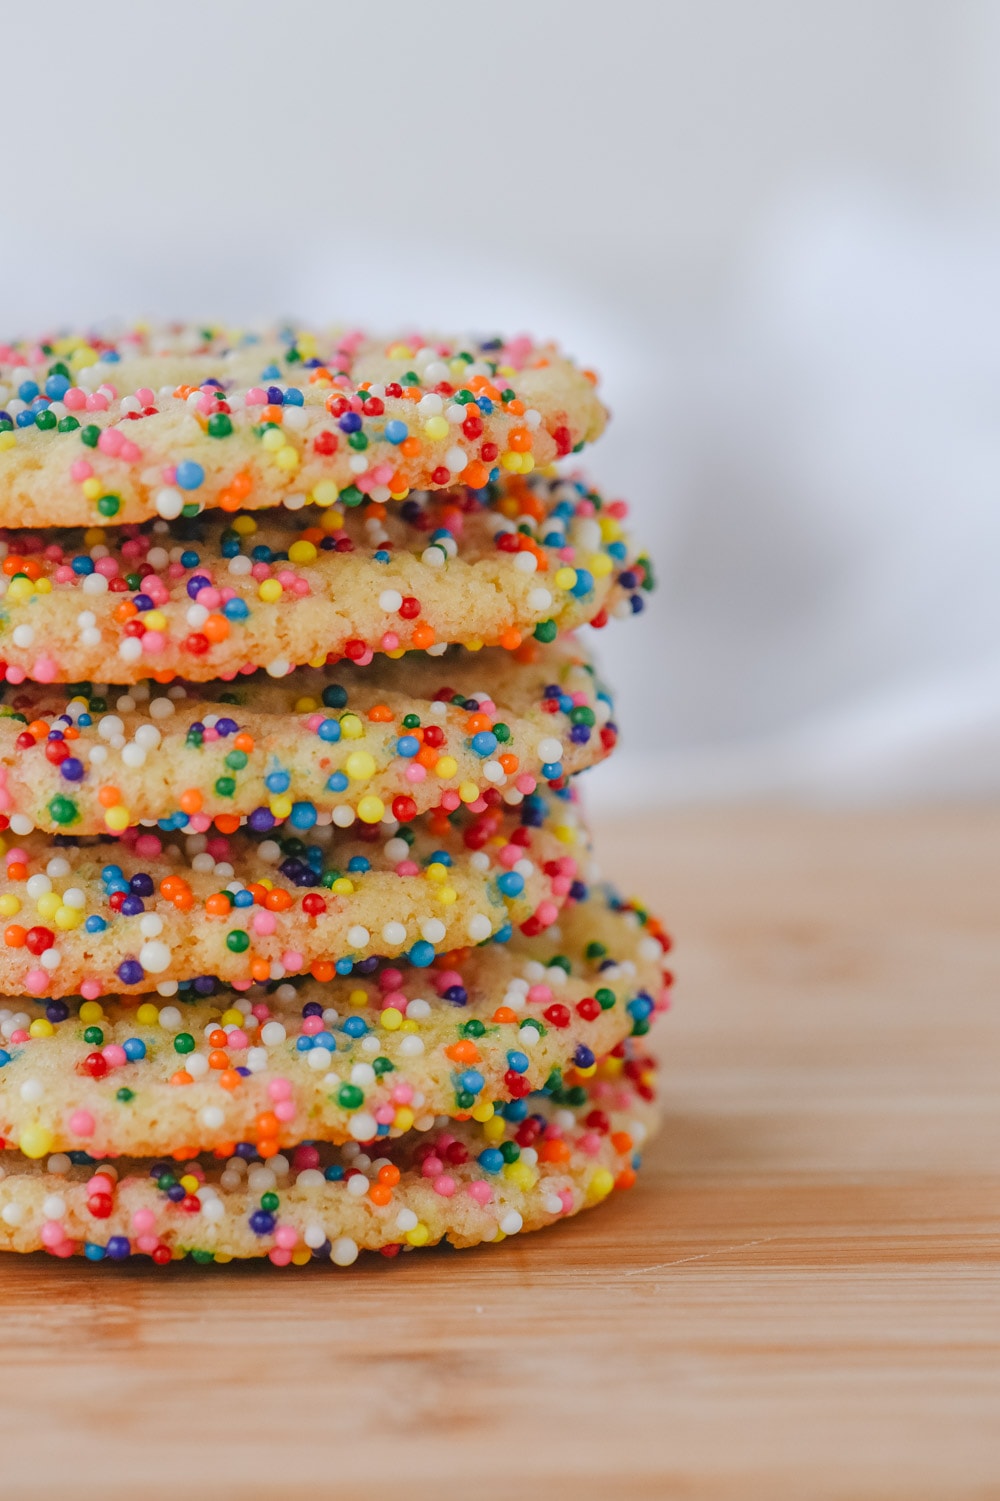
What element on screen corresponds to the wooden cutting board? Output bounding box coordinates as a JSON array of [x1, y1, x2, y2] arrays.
[[3, 807, 998, 1500]]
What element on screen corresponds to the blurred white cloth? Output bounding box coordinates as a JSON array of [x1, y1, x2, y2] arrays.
[[592, 195, 1000, 806]]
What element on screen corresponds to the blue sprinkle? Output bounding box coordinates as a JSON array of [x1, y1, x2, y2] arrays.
[[317, 718, 341, 742], [289, 802, 317, 830], [395, 735, 419, 758], [477, 1148, 504, 1173], [407, 940, 435, 968], [496, 871, 524, 898], [223, 597, 250, 621], [470, 731, 498, 757], [342, 1015, 368, 1038], [84, 1243, 107, 1261], [506, 1050, 530, 1073], [17, 381, 39, 402], [384, 420, 408, 444], [459, 1069, 485, 1094], [175, 460, 205, 491], [85, 916, 107, 934], [265, 771, 290, 793], [123, 1037, 146, 1061], [326, 771, 349, 793]]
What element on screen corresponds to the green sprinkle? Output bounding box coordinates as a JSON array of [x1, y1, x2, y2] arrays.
[[173, 1033, 195, 1054], [226, 929, 250, 953]]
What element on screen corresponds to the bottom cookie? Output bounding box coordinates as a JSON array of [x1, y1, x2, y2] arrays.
[[0, 1049, 658, 1264]]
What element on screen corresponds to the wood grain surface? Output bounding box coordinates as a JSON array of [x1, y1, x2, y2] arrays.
[[2, 807, 998, 1500]]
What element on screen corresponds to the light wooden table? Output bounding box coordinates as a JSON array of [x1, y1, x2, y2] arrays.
[[3, 808, 998, 1500]]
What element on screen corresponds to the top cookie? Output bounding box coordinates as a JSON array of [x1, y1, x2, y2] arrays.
[[0, 326, 608, 528]]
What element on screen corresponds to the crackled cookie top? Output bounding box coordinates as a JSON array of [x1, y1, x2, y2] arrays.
[[0, 637, 615, 836], [0, 326, 607, 527], [0, 474, 650, 684], [0, 886, 670, 1159], [0, 1049, 659, 1264], [0, 788, 588, 998]]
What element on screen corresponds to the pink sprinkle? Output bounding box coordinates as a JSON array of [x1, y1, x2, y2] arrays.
[[267, 1077, 293, 1102], [196, 587, 221, 609], [274, 1100, 296, 1122], [161, 465, 177, 484], [432, 1175, 456, 1197], [227, 1028, 248, 1049], [268, 1248, 292, 1266], [8, 1029, 28, 1045], [274, 1224, 298, 1250], [527, 984, 552, 1005], [136, 1235, 159, 1254], [69, 459, 93, 482], [252, 910, 276, 936], [371, 463, 394, 485], [403, 764, 426, 784], [97, 428, 124, 456], [390, 1082, 414, 1105], [281, 949, 303, 971], [467, 1180, 492, 1205], [119, 439, 142, 463], [95, 556, 119, 578], [86, 392, 109, 412], [293, 1144, 320, 1171], [69, 1110, 95, 1137], [304, 713, 325, 732], [87, 1174, 114, 1195], [64, 388, 87, 412], [536, 901, 559, 926], [381, 632, 400, 651], [395, 860, 419, 877], [300, 1015, 324, 1036], [379, 968, 403, 990], [187, 814, 211, 833], [80, 980, 102, 1000], [421, 1156, 443, 1178], [25, 970, 47, 994], [31, 656, 57, 683], [133, 1208, 156, 1234], [135, 388, 155, 406], [374, 1105, 395, 1126], [101, 1044, 127, 1068], [40, 1221, 65, 1249], [245, 388, 267, 406], [4, 667, 25, 685], [141, 630, 166, 655], [133, 834, 162, 859], [5, 848, 26, 866], [578, 1132, 602, 1157], [439, 790, 460, 812]]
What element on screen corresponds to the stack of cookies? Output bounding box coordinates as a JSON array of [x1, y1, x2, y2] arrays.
[[0, 327, 669, 1267]]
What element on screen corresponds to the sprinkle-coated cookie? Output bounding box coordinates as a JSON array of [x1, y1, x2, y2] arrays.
[[0, 886, 670, 1159], [0, 327, 607, 528], [0, 790, 586, 998], [0, 637, 614, 836], [0, 474, 649, 684], [0, 1051, 659, 1263]]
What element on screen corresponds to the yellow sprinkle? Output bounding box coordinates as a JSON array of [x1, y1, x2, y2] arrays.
[[380, 1007, 403, 1031], [387, 343, 414, 359], [291, 1248, 312, 1266], [0, 432, 15, 453], [6, 577, 33, 601], [424, 862, 447, 884], [405, 1223, 430, 1247], [554, 567, 578, 591], [586, 1168, 615, 1203], [258, 578, 283, 602], [0, 894, 21, 917], [339, 713, 363, 739], [434, 756, 458, 779], [233, 515, 257, 535], [105, 806, 130, 833], [79, 1001, 105, 1023], [260, 427, 285, 451], [348, 989, 367, 1009], [136, 1003, 159, 1026], [293, 696, 319, 714], [33, 577, 51, 595], [471, 1101, 494, 1122], [288, 540, 317, 565], [503, 1160, 538, 1191], [269, 795, 293, 820], [274, 445, 300, 471], [19, 1125, 53, 1159], [500, 450, 523, 472], [53, 905, 83, 931], [482, 1115, 506, 1144], [312, 480, 339, 508], [28, 1018, 54, 1039], [144, 610, 167, 631], [81, 477, 101, 500], [35, 892, 61, 921], [357, 795, 385, 824], [589, 553, 613, 578], [423, 415, 449, 442], [319, 504, 344, 529], [220, 1009, 244, 1026], [345, 750, 376, 781], [331, 878, 355, 896], [553, 823, 577, 845], [458, 781, 479, 803], [393, 1106, 415, 1131], [179, 1174, 200, 1194]]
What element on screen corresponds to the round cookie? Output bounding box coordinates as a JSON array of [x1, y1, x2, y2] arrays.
[[0, 1050, 659, 1263], [0, 886, 670, 1159], [0, 790, 587, 998], [0, 637, 616, 836], [0, 327, 607, 528], [0, 474, 650, 684]]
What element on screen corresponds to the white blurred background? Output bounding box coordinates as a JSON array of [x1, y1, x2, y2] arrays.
[[2, 0, 997, 808]]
